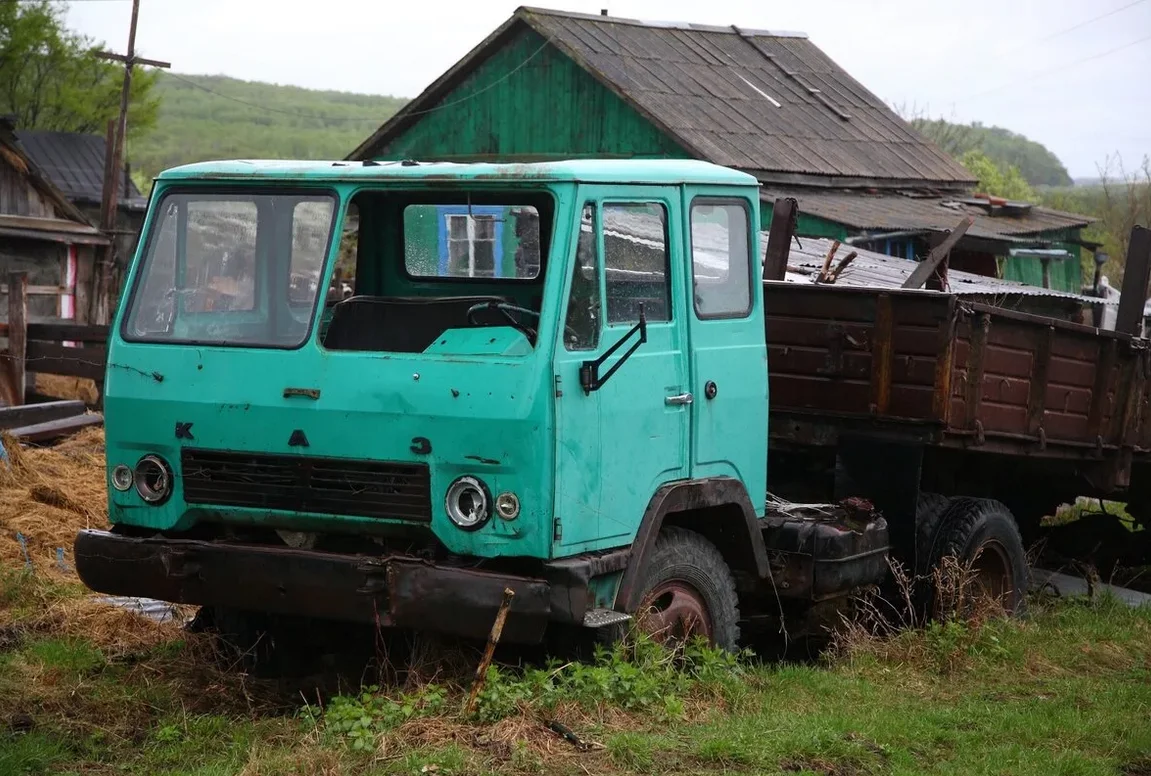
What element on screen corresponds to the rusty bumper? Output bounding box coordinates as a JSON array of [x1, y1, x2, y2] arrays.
[[73, 529, 554, 644]]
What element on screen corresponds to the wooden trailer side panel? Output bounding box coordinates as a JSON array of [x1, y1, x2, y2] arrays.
[[764, 283, 1150, 470], [763, 283, 953, 423], [950, 303, 1146, 455]]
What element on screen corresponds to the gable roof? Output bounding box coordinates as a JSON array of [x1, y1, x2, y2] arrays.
[[351, 7, 976, 190], [0, 126, 108, 244], [16, 130, 147, 210]]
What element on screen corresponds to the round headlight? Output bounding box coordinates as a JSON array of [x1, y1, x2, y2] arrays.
[[110, 464, 134, 492], [445, 476, 490, 530], [134, 455, 172, 504], [495, 491, 521, 520]]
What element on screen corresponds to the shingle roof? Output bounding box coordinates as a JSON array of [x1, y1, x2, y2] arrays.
[[351, 7, 977, 189], [762, 188, 1094, 242], [16, 130, 146, 210]]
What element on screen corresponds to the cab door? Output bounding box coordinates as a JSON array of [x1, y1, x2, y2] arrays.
[[681, 193, 766, 511], [552, 188, 691, 552]]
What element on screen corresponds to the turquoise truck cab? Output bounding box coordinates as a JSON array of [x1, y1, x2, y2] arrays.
[[75, 159, 888, 649]]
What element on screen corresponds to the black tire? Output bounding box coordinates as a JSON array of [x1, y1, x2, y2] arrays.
[[925, 498, 1029, 617], [188, 605, 281, 671], [631, 527, 740, 651], [915, 491, 952, 576]]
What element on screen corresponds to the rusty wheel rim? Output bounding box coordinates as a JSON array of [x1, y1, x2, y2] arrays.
[[637, 580, 713, 644], [971, 539, 1014, 610]]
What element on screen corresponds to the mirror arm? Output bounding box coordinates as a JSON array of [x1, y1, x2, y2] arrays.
[[579, 304, 647, 394]]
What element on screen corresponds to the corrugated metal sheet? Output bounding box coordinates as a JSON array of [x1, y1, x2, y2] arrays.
[[785, 234, 1110, 304], [16, 130, 146, 209], [763, 187, 1093, 239], [602, 205, 1107, 304]]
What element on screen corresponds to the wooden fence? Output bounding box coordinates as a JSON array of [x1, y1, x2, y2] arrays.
[[0, 271, 109, 407]]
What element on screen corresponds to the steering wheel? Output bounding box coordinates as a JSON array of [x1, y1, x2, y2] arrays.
[[467, 301, 540, 342]]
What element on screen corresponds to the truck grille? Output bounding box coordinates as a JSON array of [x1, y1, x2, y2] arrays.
[[180, 449, 432, 522]]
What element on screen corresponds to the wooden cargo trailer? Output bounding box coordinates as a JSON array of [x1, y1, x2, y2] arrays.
[[762, 229, 1151, 579]]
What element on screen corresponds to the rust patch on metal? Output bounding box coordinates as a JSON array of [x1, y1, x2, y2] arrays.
[[1026, 325, 1055, 437], [869, 293, 893, 414]]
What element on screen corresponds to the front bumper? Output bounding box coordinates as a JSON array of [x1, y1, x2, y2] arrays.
[[74, 529, 559, 643]]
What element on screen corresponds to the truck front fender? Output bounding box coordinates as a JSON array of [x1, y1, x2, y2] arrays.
[[615, 477, 769, 612]]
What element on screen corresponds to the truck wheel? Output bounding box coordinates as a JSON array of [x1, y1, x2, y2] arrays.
[[189, 605, 280, 670], [633, 527, 740, 651], [925, 498, 1029, 616], [915, 491, 952, 575]]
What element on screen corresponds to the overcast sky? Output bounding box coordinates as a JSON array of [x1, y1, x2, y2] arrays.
[[64, 0, 1151, 179]]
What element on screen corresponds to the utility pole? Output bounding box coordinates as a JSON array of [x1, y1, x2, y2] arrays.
[[93, 0, 170, 323]]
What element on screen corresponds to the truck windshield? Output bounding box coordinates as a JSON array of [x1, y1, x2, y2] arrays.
[[122, 190, 337, 348]]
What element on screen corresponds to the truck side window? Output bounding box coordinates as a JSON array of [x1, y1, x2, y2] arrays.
[[690, 200, 751, 319], [563, 204, 601, 350], [602, 202, 671, 324], [289, 199, 336, 308]]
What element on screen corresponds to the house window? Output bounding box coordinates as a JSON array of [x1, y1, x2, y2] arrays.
[[447, 214, 497, 277]]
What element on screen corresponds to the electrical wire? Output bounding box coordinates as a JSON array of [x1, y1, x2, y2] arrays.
[[1036, 0, 1149, 42], [960, 32, 1151, 101]]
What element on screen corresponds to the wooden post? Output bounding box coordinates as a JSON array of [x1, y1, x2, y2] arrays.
[[465, 587, 515, 715], [763, 197, 798, 282], [94, 0, 170, 324], [7, 272, 27, 406], [1115, 226, 1151, 336]]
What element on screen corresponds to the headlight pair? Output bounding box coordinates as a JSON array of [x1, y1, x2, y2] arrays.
[[445, 476, 520, 530], [110, 455, 172, 505]]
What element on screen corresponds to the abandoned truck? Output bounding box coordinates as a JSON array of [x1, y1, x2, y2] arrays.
[[74, 159, 1151, 650]]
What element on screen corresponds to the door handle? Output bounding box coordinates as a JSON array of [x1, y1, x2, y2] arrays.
[[665, 392, 694, 406]]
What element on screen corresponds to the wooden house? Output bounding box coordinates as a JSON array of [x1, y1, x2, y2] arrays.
[[349, 7, 1094, 292], [0, 117, 108, 325]]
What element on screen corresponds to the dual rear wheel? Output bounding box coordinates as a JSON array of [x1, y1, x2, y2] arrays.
[[624, 497, 1029, 652]]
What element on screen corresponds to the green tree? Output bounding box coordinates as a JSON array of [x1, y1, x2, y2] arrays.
[[0, 0, 158, 138], [960, 150, 1037, 201], [910, 117, 1073, 187]]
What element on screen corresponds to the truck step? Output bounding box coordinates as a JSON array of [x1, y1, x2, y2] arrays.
[[582, 608, 632, 628]]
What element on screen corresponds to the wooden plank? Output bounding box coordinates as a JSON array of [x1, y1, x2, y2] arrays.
[[0, 400, 86, 430], [27, 322, 109, 344], [901, 216, 974, 290], [8, 413, 103, 443], [25, 341, 106, 382], [0, 285, 71, 296], [1026, 326, 1055, 437], [6, 271, 27, 406], [869, 293, 893, 414]]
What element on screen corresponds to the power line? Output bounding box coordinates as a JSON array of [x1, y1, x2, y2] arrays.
[[1036, 0, 1149, 42], [962, 32, 1151, 101]]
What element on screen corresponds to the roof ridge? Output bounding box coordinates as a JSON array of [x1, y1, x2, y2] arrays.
[[515, 6, 808, 38]]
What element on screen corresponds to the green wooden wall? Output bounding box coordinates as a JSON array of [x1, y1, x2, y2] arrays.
[[373, 26, 692, 162]]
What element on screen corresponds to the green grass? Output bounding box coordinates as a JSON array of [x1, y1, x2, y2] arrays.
[[2, 568, 1150, 775]]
